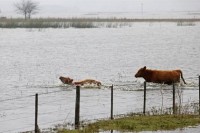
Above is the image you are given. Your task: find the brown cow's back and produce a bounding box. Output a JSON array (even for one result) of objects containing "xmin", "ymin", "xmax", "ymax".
[{"xmin": 150, "ymin": 70, "xmax": 180, "ymax": 84}]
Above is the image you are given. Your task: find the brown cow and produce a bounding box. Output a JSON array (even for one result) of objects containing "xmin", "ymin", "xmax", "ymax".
[
  {"xmin": 135, "ymin": 66, "xmax": 186, "ymax": 85},
  {"xmin": 73, "ymin": 79, "xmax": 102, "ymax": 87},
  {"xmin": 59, "ymin": 76, "xmax": 73, "ymax": 85}
]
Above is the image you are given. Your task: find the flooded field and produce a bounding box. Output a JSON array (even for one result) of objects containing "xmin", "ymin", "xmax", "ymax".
[{"xmin": 0, "ymin": 22, "xmax": 200, "ymax": 132}]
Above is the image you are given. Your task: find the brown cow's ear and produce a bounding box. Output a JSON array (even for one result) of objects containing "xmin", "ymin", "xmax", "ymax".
[{"xmin": 143, "ymin": 66, "xmax": 146, "ymax": 70}]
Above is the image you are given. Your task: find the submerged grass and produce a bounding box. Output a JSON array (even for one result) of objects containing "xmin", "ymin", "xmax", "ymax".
[
  {"xmin": 0, "ymin": 18, "xmax": 200, "ymax": 28},
  {"xmin": 59, "ymin": 115, "xmax": 200, "ymax": 133}
]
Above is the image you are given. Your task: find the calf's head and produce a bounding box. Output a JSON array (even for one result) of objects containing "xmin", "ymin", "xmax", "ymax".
[
  {"xmin": 135, "ymin": 66, "xmax": 146, "ymax": 78},
  {"xmin": 59, "ymin": 76, "xmax": 73, "ymax": 84}
]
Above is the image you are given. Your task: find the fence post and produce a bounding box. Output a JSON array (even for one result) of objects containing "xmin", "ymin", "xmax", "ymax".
[
  {"xmin": 35, "ymin": 93, "xmax": 39, "ymax": 133},
  {"xmin": 75, "ymin": 86, "xmax": 80, "ymax": 129},
  {"xmin": 111, "ymin": 85, "xmax": 114, "ymax": 120},
  {"xmin": 173, "ymin": 83, "xmax": 176, "ymax": 114},
  {"xmin": 199, "ymin": 76, "xmax": 200, "ymax": 115},
  {"xmin": 143, "ymin": 81, "xmax": 146, "ymax": 115}
]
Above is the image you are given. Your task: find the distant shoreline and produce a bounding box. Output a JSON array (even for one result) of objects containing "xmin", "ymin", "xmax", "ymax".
[
  {"xmin": 0, "ymin": 17, "xmax": 199, "ymax": 28},
  {"xmin": 1, "ymin": 17, "xmax": 200, "ymax": 22}
]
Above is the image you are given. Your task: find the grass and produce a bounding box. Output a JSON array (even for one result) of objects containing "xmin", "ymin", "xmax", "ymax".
[
  {"xmin": 55, "ymin": 101, "xmax": 200, "ymax": 133},
  {"xmin": 58, "ymin": 115, "xmax": 200, "ymax": 133},
  {"xmin": 0, "ymin": 17, "xmax": 200, "ymax": 28}
]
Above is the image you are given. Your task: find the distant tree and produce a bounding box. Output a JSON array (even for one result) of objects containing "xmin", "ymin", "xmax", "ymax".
[
  {"xmin": 14, "ymin": 0, "xmax": 39, "ymax": 19},
  {"xmin": 26, "ymin": 1, "xmax": 39, "ymax": 19}
]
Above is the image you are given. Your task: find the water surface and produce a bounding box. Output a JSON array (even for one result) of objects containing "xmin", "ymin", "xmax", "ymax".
[{"xmin": 0, "ymin": 23, "xmax": 200, "ymax": 132}]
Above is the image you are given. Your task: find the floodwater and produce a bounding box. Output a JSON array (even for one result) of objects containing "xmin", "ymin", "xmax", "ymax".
[{"xmin": 0, "ymin": 22, "xmax": 200, "ymax": 133}]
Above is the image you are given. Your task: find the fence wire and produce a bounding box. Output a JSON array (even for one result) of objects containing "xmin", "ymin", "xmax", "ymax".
[{"xmin": 0, "ymin": 81, "xmax": 199, "ymax": 133}]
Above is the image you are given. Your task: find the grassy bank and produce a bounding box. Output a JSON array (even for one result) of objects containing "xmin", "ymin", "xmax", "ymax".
[
  {"xmin": 0, "ymin": 18, "xmax": 200, "ymax": 28},
  {"xmin": 58, "ymin": 115, "xmax": 200, "ymax": 133}
]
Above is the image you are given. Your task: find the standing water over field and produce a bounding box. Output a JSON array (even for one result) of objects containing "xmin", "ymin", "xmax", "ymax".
[{"xmin": 0, "ymin": 22, "xmax": 200, "ymax": 132}]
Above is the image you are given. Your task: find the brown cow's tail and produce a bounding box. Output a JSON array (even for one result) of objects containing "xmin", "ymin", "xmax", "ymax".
[{"xmin": 179, "ymin": 70, "xmax": 187, "ymax": 84}]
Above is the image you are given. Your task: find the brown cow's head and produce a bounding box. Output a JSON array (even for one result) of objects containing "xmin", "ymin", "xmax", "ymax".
[
  {"xmin": 59, "ymin": 76, "xmax": 73, "ymax": 85},
  {"xmin": 135, "ymin": 66, "xmax": 146, "ymax": 78}
]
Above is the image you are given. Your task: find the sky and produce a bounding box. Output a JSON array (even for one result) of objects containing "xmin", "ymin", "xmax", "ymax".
[{"xmin": 0, "ymin": 0, "xmax": 200, "ymax": 18}]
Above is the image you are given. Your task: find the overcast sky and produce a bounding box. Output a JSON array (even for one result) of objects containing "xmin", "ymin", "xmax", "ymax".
[{"xmin": 0, "ymin": 0, "xmax": 200, "ymax": 18}]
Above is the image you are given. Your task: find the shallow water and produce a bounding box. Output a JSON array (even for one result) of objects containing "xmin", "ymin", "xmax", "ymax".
[{"xmin": 0, "ymin": 23, "xmax": 200, "ymax": 132}]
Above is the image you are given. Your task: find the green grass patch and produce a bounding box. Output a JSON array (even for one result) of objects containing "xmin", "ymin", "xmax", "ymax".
[{"xmin": 58, "ymin": 115, "xmax": 200, "ymax": 133}]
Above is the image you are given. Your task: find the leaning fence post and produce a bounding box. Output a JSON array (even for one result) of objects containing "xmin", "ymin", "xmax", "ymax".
[
  {"xmin": 75, "ymin": 86, "xmax": 80, "ymax": 129},
  {"xmin": 111, "ymin": 85, "xmax": 114, "ymax": 120},
  {"xmin": 143, "ymin": 81, "xmax": 146, "ymax": 115},
  {"xmin": 173, "ymin": 83, "xmax": 176, "ymax": 114},
  {"xmin": 199, "ymin": 76, "xmax": 200, "ymax": 115},
  {"xmin": 35, "ymin": 93, "xmax": 39, "ymax": 133}
]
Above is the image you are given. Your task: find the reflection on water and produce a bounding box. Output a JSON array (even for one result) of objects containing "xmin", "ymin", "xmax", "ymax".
[{"xmin": 0, "ymin": 23, "xmax": 200, "ymax": 132}]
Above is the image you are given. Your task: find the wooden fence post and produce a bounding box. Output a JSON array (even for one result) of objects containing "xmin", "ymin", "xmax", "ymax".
[
  {"xmin": 173, "ymin": 83, "xmax": 176, "ymax": 114},
  {"xmin": 35, "ymin": 93, "xmax": 39, "ymax": 133},
  {"xmin": 199, "ymin": 76, "xmax": 200, "ymax": 115},
  {"xmin": 143, "ymin": 81, "xmax": 146, "ymax": 115},
  {"xmin": 75, "ymin": 86, "xmax": 80, "ymax": 129},
  {"xmin": 111, "ymin": 85, "xmax": 114, "ymax": 120}
]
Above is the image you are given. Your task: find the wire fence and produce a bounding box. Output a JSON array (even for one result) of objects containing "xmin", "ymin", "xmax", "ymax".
[{"xmin": 0, "ymin": 77, "xmax": 199, "ymax": 133}]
